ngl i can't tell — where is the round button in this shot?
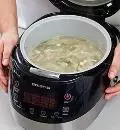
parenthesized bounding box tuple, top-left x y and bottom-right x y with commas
(29, 108, 35, 115)
(41, 111, 46, 116)
(54, 112, 59, 117)
(64, 93, 72, 101)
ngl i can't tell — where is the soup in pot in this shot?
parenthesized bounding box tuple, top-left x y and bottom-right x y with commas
(28, 36, 103, 73)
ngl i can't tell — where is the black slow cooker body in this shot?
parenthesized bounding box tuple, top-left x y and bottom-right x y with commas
(9, 0, 120, 124)
(9, 26, 117, 123)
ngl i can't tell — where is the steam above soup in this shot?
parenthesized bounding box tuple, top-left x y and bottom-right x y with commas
(28, 36, 103, 73)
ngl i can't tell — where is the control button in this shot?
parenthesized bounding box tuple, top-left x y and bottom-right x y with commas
(14, 81, 19, 88)
(16, 102, 22, 109)
(13, 93, 18, 102)
(54, 112, 59, 117)
(29, 108, 35, 115)
(40, 111, 46, 116)
(14, 87, 20, 93)
(13, 81, 20, 93)
(64, 93, 72, 101)
(62, 107, 70, 113)
(18, 102, 22, 108)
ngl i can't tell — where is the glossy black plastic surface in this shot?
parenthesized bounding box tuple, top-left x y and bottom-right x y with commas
(49, 0, 120, 19)
(9, 23, 118, 123)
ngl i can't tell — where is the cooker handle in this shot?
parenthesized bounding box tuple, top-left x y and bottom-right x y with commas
(29, 67, 60, 79)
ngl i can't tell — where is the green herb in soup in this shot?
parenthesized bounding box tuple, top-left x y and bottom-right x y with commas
(28, 36, 103, 73)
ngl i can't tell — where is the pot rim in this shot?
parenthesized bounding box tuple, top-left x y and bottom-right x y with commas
(20, 15, 112, 75)
(67, 0, 112, 6)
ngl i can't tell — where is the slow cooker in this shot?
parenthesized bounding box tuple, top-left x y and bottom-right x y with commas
(9, 0, 120, 130)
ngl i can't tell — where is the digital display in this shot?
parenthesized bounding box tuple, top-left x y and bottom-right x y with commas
(23, 92, 57, 109)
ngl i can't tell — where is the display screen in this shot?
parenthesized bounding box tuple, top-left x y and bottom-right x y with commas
(23, 92, 57, 109)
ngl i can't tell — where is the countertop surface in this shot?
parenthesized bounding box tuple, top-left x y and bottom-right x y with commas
(0, 28, 120, 130)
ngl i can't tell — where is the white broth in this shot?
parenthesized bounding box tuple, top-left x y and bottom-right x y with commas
(28, 36, 103, 73)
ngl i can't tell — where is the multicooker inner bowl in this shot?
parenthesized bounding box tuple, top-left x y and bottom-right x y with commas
(20, 15, 111, 77)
